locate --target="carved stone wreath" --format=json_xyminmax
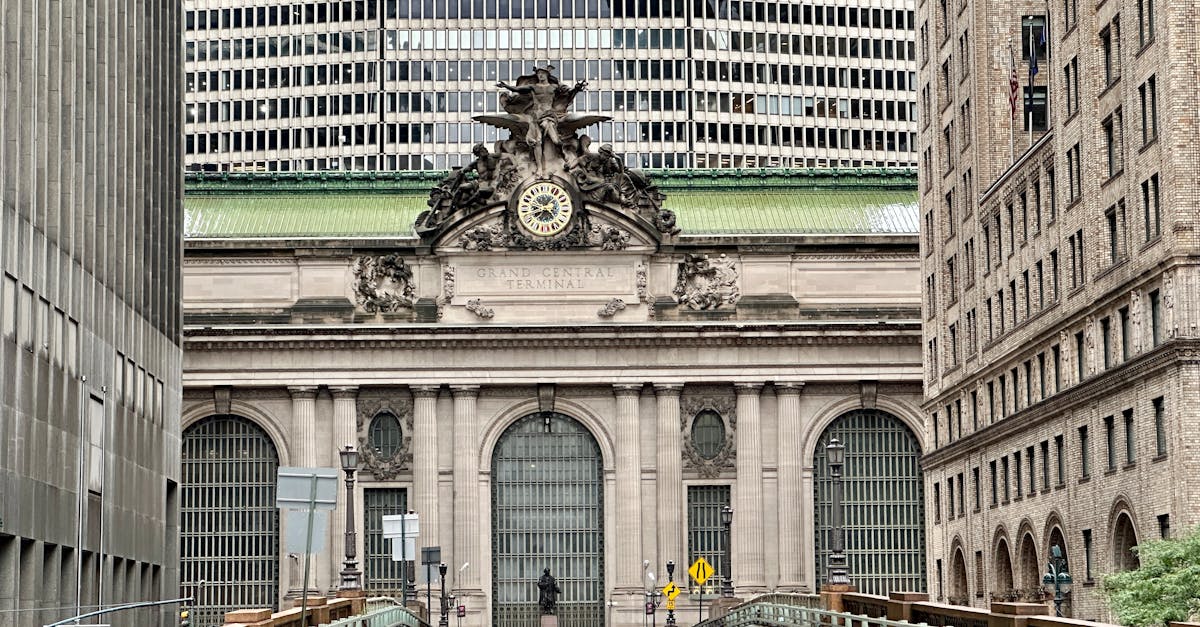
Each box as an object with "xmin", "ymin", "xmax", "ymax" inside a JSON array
[
  {"xmin": 356, "ymin": 396, "xmax": 414, "ymax": 480},
  {"xmin": 673, "ymin": 253, "xmax": 740, "ymax": 310},
  {"xmin": 680, "ymin": 393, "xmax": 737, "ymax": 478},
  {"xmin": 352, "ymin": 254, "xmax": 416, "ymax": 313}
]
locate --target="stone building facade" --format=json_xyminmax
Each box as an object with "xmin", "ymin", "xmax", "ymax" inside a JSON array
[
  {"xmin": 918, "ymin": 0, "xmax": 1199, "ymax": 620},
  {"xmin": 179, "ymin": 167, "xmax": 928, "ymax": 627},
  {"xmin": 0, "ymin": 2, "xmax": 183, "ymax": 627}
]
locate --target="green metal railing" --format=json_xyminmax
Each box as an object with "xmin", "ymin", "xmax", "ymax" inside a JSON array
[
  {"xmin": 696, "ymin": 595, "xmax": 917, "ymax": 627},
  {"xmin": 323, "ymin": 604, "xmax": 429, "ymax": 627}
]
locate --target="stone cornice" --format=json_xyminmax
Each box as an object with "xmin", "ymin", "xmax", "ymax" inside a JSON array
[
  {"xmin": 182, "ymin": 321, "xmax": 921, "ymax": 352},
  {"xmin": 921, "ymin": 339, "xmax": 1200, "ymax": 468}
]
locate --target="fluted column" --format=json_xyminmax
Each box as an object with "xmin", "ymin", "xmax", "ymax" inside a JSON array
[
  {"xmin": 654, "ymin": 384, "xmax": 684, "ymax": 572},
  {"xmin": 330, "ymin": 386, "xmax": 359, "ymax": 588},
  {"xmin": 450, "ymin": 385, "xmax": 481, "ymax": 590},
  {"xmin": 614, "ymin": 384, "xmax": 643, "ymax": 589},
  {"xmin": 775, "ymin": 383, "xmax": 805, "ymax": 590},
  {"xmin": 288, "ymin": 386, "xmax": 320, "ymax": 595},
  {"xmin": 734, "ymin": 383, "xmax": 765, "ymax": 592},
  {"xmin": 289, "ymin": 386, "xmax": 320, "ymax": 466},
  {"xmin": 412, "ymin": 385, "xmax": 441, "ymax": 553}
]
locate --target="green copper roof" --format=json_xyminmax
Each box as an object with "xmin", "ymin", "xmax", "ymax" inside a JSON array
[{"xmin": 184, "ymin": 169, "xmax": 918, "ymax": 238}]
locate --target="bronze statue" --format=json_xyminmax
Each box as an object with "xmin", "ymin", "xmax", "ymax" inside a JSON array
[{"xmin": 537, "ymin": 568, "xmax": 561, "ymax": 615}]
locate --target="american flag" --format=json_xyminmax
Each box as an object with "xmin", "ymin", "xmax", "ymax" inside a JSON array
[{"xmin": 1008, "ymin": 46, "xmax": 1019, "ymax": 119}]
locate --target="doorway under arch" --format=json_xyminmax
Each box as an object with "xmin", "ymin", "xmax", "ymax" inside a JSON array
[
  {"xmin": 949, "ymin": 548, "xmax": 969, "ymax": 604},
  {"xmin": 1112, "ymin": 512, "xmax": 1140, "ymax": 572},
  {"xmin": 813, "ymin": 408, "xmax": 926, "ymax": 594},
  {"xmin": 1017, "ymin": 533, "xmax": 1041, "ymax": 596},
  {"xmin": 491, "ymin": 412, "xmax": 604, "ymax": 627},
  {"xmin": 993, "ymin": 538, "xmax": 1014, "ymax": 600},
  {"xmin": 181, "ymin": 415, "xmax": 281, "ymax": 627}
]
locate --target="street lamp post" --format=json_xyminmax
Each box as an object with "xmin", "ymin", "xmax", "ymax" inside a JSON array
[
  {"xmin": 1041, "ymin": 545, "xmax": 1073, "ymax": 617},
  {"xmin": 825, "ymin": 438, "xmax": 850, "ymax": 587},
  {"xmin": 720, "ymin": 505, "xmax": 734, "ymax": 598},
  {"xmin": 665, "ymin": 561, "xmax": 676, "ymax": 627},
  {"xmin": 338, "ymin": 446, "xmax": 362, "ymax": 590},
  {"xmin": 438, "ymin": 562, "xmax": 450, "ymax": 627}
]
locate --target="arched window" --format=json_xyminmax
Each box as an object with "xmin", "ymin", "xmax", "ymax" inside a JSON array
[
  {"xmin": 491, "ymin": 412, "xmax": 604, "ymax": 627},
  {"xmin": 368, "ymin": 412, "xmax": 403, "ymax": 458},
  {"xmin": 182, "ymin": 415, "xmax": 280, "ymax": 626},
  {"xmin": 691, "ymin": 409, "xmax": 726, "ymax": 459},
  {"xmin": 814, "ymin": 409, "xmax": 926, "ymax": 595}
]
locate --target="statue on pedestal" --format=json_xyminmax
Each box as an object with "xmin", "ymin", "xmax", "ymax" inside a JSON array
[{"xmin": 537, "ymin": 568, "xmax": 561, "ymax": 615}]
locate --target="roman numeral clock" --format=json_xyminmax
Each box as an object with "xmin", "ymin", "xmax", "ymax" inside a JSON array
[{"xmin": 514, "ymin": 180, "xmax": 576, "ymax": 237}]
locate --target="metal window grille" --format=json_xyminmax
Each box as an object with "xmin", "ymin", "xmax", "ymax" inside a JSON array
[
  {"xmin": 368, "ymin": 412, "xmax": 403, "ymax": 458},
  {"xmin": 687, "ymin": 485, "xmax": 731, "ymax": 594},
  {"xmin": 813, "ymin": 409, "xmax": 927, "ymax": 595},
  {"xmin": 691, "ymin": 410, "xmax": 726, "ymax": 460},
  {"xmin": 491, "ymin": 413, "xmax": 604, "ymax": 627},
  {"xmin": 364, "ymin": 488, "xmax": 409, "ymax": 594},
  {"xmin": 181, "ymin": 416, "xmax": 280, "ymax": 627}
]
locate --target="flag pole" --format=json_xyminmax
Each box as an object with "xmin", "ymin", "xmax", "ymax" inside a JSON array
[
  {"xmin": 1008, "ymin": 43, "xmax": 1016, "ymax": 165},
  {"xmin": 1028, "ymin": 22, "xmax": 1035, "ymax": 150}
]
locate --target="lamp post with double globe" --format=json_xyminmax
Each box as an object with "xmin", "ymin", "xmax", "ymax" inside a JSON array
[{"xmin": 1042, "ymin": 545, "xmax": 1073, "ymax": 617}]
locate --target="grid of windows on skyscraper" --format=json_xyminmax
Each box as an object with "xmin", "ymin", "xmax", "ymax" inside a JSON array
[{"xmin": 184, "ymin": 0, "xmax": 917, "ymax": 172}]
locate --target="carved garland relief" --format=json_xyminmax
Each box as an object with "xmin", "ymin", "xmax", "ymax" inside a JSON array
[
  {"xmin": 680, "ymin": 393, "xmax": 737, "ymax": 478},
  {"xmin": 352, "ymin": 254, "xmax": 416, "ymax": 313},
  {"xmin": 356, "ymin": 396, "xmax": 415, "ymax": 480}
]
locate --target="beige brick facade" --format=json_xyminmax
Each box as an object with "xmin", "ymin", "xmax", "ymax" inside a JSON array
[{"xmin": 918, "ymin": 0, "xmax": 1199, "ymax": 620}]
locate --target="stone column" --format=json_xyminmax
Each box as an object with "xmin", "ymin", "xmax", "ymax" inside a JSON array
[
  {"xmin": 450, "ymin": 385, "xmax": 481, "ymax": 591},
  {"xmin": 614, "ymin": 384, "xmax": 643, "ymax": 589},
  {"xmin": 412, "ymin": 386, "xmax": 441, "ymax": 553},
  {"xmin": 288, "ymin": 386, "xmax": 320, "ymax": 596},
  {"xmin": 775, "ymin": 383, "xmax": 805, "ymax": 590},
  {"xmin": 654, "ymin": 384, "xmax": 684, "ymax": 572},
  {"xmin": 734, "ymin": 383, "xmax": 765, "ymax": 592},
  {"xmin": 330, "ymin": 386, "xmax": 359, "ymax": 589}
]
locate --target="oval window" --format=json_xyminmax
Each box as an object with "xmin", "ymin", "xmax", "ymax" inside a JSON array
[
  {"xmin": 368, "ymin": 412, "xmax": 403, "ymax": 458},
  {"xmin": 691, "ymin": 410, "xmax": 725, "ymax": 460}
]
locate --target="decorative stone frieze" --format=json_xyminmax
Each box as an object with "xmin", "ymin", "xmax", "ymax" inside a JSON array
[
  {"xmin": 680, "ymin": 392, "xmax": 737, "ymax": 478},
  {"xmin": 466, "ymin": 298, "xmax": 495, "ymax": 319},
  {"xmin": 597, "ymin": 298, "xmax": 626, "ymax": 318},
  {"xmin": 351, "ymin": 254, "xmax": 416, "ymax": 313},
  {"xmin": 355, "ymin": 395, "xmax": 414, "ymax": 481},
  {"xmin": 673, "ymin": 253, "xmax": 740, "ymax": 310}
]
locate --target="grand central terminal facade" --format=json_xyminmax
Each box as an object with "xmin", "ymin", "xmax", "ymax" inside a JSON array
[{"xmin": 179, "ymin": 69, "xmax": 927, "ymax": 627}]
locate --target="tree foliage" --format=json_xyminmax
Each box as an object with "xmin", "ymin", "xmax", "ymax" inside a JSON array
[{"xmin": 1102, "ymin": 526, "xmax": 1200, "ymax": 627}]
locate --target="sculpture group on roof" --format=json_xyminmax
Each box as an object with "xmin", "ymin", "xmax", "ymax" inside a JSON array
[{"xmin": 416, "ymin": 65, "xmax": 678, "ymax": 240}]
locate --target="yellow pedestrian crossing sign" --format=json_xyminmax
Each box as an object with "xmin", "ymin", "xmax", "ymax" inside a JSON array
[
  {"xmin": 662, "ymin": 581, "xmax": 681, "ymax": 600},
  {"xmin": 688, "ymin": 557, "xmax": 714, "ymax": 585}
]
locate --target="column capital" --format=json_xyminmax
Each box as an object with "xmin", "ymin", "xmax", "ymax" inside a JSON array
[
  {"xmin": 330, "ymin": 386, "xmax": 359, "ymax": 400},
  {"xmin": 449, "ymin": 384, "xmax": 480, "ymax": 399},
  {"xmin": 653, "ymin": 383, "xmax": 683, "ymax": 396},
  {"xmin": 613, "ymin": 384, "xmax": 642, "ymax": 398},
  {"xmin": 775, "ymin": 382, "xmax": 806, "ymax": 394},
  {"xmin": 411, "ymin": 385, "xmax": 440, "ymax": 399},
  {"xmin": 734, "ymin": 382, "xmax": 764, "ymax": 394},
  {"xmin": 288, "ymin": 385, "xmax": 318, "ymax": 399}
]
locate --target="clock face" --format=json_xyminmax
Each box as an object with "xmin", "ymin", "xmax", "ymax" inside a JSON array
[{"xmin": 516, "ymin": 181, "xmax": 575, "ymax": 236}]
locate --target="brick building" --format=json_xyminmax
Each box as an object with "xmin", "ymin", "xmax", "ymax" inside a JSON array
[{"xmin": 917, "ymin": 0, "xmax": 1198, "ymax": 620}]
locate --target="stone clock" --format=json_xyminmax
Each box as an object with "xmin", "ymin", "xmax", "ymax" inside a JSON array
[{"xmin": 515, "ymin": 180, "xmax": 575, "ymax": 236}]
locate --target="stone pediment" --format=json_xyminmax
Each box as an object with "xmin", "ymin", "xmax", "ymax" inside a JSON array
[
  {"xmin": 429, "ymin": 192, "xmax": 666, "ymax": 254},
  {"xmin": 414, "ymin": 65, "xmax": 678, "ymax": 254}
]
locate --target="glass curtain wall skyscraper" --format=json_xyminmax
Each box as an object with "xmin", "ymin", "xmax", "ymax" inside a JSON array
[{"xmin": 184, "ymin": 0, "xmax": 918, "ymax": 172}]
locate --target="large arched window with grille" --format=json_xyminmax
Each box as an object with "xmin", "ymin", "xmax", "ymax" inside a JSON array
[
  {"xmin": 182, "ymin": 415, "xmax": 280, "ymax": 627},
  {"xmin": 491, "ymin": 412, "xmax": 604, "ymax": 627},
  {"xmin": 813, "ymin": 409, "xmax": 926, "ymax": 595}
]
